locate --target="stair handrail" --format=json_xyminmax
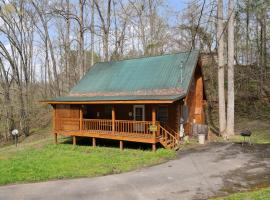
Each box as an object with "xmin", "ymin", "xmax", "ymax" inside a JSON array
[
  {"xmin": 159, "ymin": 125, "xmax": 179, "ymax": 149},
  {"xmin": 160, "ymin": 122, "xmax": 179, "ymax": 140}
]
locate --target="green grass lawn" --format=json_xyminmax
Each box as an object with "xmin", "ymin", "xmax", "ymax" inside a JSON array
[
  {"xmin": 212, "ymin": 187, "xmax": 270, "ymax": 200},
  {"xmin": 230, "ymin": 119, "xmax": 270, "ymax": 144},
  {"xmin": 211, "ymin": 119, "xmax": 270, "ymax": 144},
  {"xmin": 0, "ymin": 141, "xmax": 175, "ymax": 185}
]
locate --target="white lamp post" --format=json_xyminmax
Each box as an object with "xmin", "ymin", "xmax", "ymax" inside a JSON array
[{"xmin": 11, "ymin": 129, "xmax": 19, "ymax": 147}]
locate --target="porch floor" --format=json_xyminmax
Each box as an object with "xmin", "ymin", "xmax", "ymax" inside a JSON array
[{"xmin": 57, "ymin": 130, "xmax": 158, "ymax": 144}]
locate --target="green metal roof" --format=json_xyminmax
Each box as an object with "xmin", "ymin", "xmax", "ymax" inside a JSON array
[{"xmin": 49, "ymin": 50, "xmax": 199, "ymax": 102}]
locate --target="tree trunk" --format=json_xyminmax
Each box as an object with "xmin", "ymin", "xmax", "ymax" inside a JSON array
[
  {"xmin": 103, "ymin": 31, "xmax": 109, "ymax": 61},
  {"xmin": 217, "ymin": 0, "xmax": 226, "ymax": 136},
  {"xmin": 245, "ymin": 0, "xmax": 249, "ymax": 65},
  {"xmin": 148, "ymin": 0, "xmax": 154, "ymax": 55},
  {"xmin": 4, "ymin": 91, "xmax": 14, "ymax": 140},
  {"xmin": 65, "ymin": 0, "xmax": 71, "ymax": 89},
  {"xmin": 18, "ymin": 83, "xmax": 30, "ymax": 137},
  {"xmin": 91, "ymin": 0, "xmax": 95, "ymax": 66},
  {"xmin": 260, "ymin": 9, "xmax": 267, "ymax": 82},
  {"xmin": 227, "ymin": 0, "xmax": 235, "ymax": 136},
  {"xmin": 0, "ymin": 59, "xmax": 14, "ymax": 140},
  {"xmin": 79, "ymin": 0, "xmax": 85, "ymax": 78},
  {"xmin": 31, "ymin": 1, "xmax": 60, "ymax": 96},
  {"xmin": 94, "ymin": 0, "xmax": 111, "ymax": 61}
]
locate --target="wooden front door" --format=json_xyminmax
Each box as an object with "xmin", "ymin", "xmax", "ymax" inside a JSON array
[{"xmin": 133, "ymin": 105, "xmax": 145, "ymax": 132}]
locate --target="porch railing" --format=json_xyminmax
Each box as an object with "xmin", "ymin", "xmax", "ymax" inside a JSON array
[
  {"xmin": 55, "ymin": 118, "xmax": 159, "ymax": 138},
  {"xmin": 114, "ymin": 120, "xmax": 154, "ymax": 135},
  {"xmin": 83, "ymin": 119, "xmax": 112, "ymax": 133}
]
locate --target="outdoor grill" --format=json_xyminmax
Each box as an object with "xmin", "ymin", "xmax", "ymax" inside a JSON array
[{"xmin": 240, "ymin": 130, "xmax": 252, "ymax": 146}]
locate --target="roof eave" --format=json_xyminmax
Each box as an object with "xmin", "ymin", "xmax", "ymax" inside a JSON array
[{"xmin": 40, "ymin": 99, "xmax": 176, "ymax": 104}]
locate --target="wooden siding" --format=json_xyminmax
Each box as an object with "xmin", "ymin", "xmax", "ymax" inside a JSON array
[
  {"xmin": 55, "ymin": 104, "xmax": 80, "ymax": 131},
  {"xmin": 55, "ymin": 104, "xmax": 80, "ymax": 118},
  {"xmin": 73, "ymin": 103, "xmax": 181, "ymax": 132},
  {"xmin": 184, "ymin": 63, "xmax": 205, "ymax": 135},
  {"xmin": 53, "ymin": 101, "xmax": 181, "ymax": 142}
]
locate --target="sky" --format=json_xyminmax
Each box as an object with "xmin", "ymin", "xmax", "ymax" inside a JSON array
[{"xmin": 167, "ymin": 0, "xmax": 189, "ymax": 11}]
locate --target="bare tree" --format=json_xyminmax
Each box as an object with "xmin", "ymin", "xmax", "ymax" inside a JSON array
[
  {"xmin": 0, "ymin": 57, "xmax": 14, "ymax": 140},
  {"xmin": 0, "ymin": 1, "xmax": 33, "ymax": 136},
  {"xmin": 227, "ymin": 0, "xmax": 235, "ymax": 136},
  {"xmin": 91, "ymin": 0, "xmax": 95, "ymax": 66},
  {"xmin": 65, "ymin": 0, "xmax": 71, "ymax": 89},
  {"xmin": 78, "ymin": 0, "xmax": 85, "ymax": 77},
  {"xmin": 217, "ymin": 0, "xmax": 226, "ymax": 136},
  {"xmin": 128, "ymin": 0, "xmax": 147, "ymax": 54},
  {"xmin": 94, "ymin": 0, "xmax": 112, "ymax": 61},
  {"xmin": 31, "ymin": 0, "xmax": 61, "ymax": 96}
]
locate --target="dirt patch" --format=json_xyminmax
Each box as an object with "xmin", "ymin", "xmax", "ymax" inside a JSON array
[
  {"xmin": 186, "ymin": 142, "xmax": 270, "ymax": 199},
  {"xmin": 218, "ymin": 143, "xmax": 270, "ymax": 195},
  {"xmin": 176, "ymin": 142, "xmax": 226, "ymax": 158}
]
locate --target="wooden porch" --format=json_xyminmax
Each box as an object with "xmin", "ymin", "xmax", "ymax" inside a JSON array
[
  {"xmin": 52, "ymin": 104, "xmax": 181, "ymax": 151},
  {"xmin": 54, "ymin": 118, "xmax": 179, "ymax": 151}
]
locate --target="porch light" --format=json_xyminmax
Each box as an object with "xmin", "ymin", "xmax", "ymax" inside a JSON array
[
  {"xmin": 97, "ymin": 112, "xmax": 100, "ymax": 117},
  {"xmin": 128, "ymin": 112, "xmax": 132, "ymax": 117},
  {"xmin": 11, "ymin": 129, "xmax": 19, "ymax": 147}
]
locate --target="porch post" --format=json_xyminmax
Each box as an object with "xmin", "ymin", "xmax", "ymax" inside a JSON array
[
  {"xmin": 152, "ymin": 106, "xmax": 157, "ymax": 152},
  {"xmin": 112, "ymin": 105, "xmax": 115, "ymax": 133},
  {"xmin": 152, "ymin": 106, "xmax": 156, "ymax": 132},
  {"xmin": 152, "ymin": 143, "xmax": 156, "ymax": 151},
  {"xmin": 54, "ymin": 133, "xmax": 58, "ymax": 144},
  {"xmin": 79, "ymin": 105, "xmax": 83, "ymax": 132},
  {"xmin": 120, "ymin": 140, "xmax": 123, "ymax": 150},
  {"xmin": 92, "ymin": 137, "xmax": 96, "ymax": 147},
  {"xmin": 73, "ymin": 136, "xmax": 76, "ymax": 146},
  {"xmin": 52, "ymin": 105, "xmax": 56, "ymax": 132},
  {"xmin": 53, "ymin": 105, "xmax": 57, "ymax": 144}
]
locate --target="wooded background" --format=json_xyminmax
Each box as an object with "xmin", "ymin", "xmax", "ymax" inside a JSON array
[{"xmin": 0, "ymin": 0, "xmax": 269, "ymax": 142}]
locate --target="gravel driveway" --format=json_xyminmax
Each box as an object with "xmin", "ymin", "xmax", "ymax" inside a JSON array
[{"xmin": 0, "ymin": 143, "xmax": 269, "ymax": 200}]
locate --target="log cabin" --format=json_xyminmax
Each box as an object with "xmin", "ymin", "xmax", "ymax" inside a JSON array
[{"xmin": 42, "ymin": 50, "xmax": 206, "ymax": 151}]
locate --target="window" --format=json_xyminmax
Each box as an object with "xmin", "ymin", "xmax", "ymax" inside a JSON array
[
  {"xmin": 157, "ymin": 106, "xmax": 168, "ymax": 123},
  {"xmin": 133, "ymin": 105, "xmax": 145, "ymax": 121}
]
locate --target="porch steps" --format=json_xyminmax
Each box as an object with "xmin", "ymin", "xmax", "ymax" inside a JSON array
[{"xmin": 159, "ymin": 126, "xmax": 180, "ymax": 150}]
